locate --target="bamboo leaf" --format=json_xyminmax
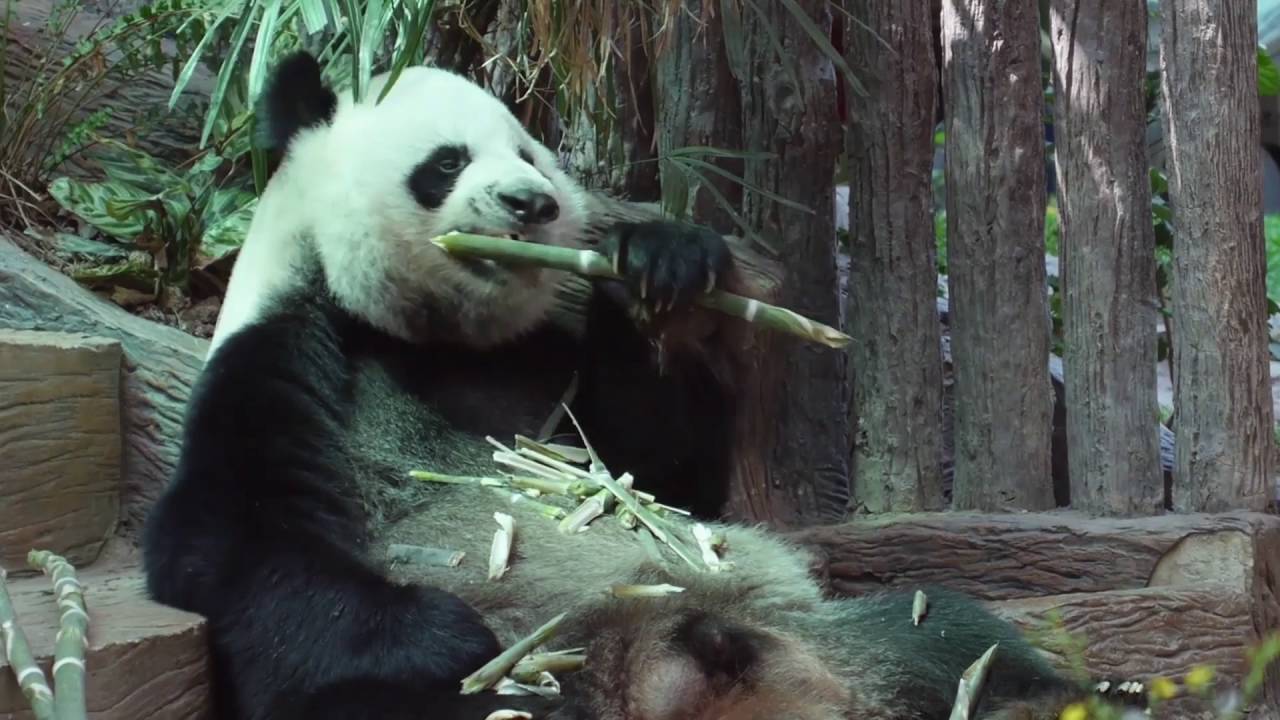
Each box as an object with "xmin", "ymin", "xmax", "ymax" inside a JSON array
[
  {"xmin": 776, "ymin": 0, "xmax": 865, "ymax": 96},
  {"xmin": 666, "ymin": 145, "xmax": 776, "ymax": 161},
  {"xmin": 356, "ymin": 0, "xmax": 393, "ymax": 102},
  {"xmin": 741, "ymin": 0, "xmax": 800, "ymax": 90},
  {"xmin": 674, "ymin": 155, "xmax": 815, "ymax": 215},
  {"xmin": 718, "ymin": 0, "xmax": 748, "ymax": 83},
  {"xmin": 168, "ymin": 0, "xmax": 247, "ymax": 111},
  {"xmin": 200, "ymin": 0, "xmax": 260, "ymax": 148},
  {"xmin": 247, "ymin": 0, "xmax": 287, "ymax": 101},
  {"xmin": 376, "ymin": 0, "xmax": 434, "ymax": 103},
  {"xmin": 298, "ymin": 0, "xmax": 329, "ymax": 34}
]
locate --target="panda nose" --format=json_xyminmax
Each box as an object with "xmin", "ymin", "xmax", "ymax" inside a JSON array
[{"xmin": 498, "ymin": 190, "xmax": 559, "ymax": 225}]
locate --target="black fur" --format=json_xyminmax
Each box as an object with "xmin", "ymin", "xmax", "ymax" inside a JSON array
[
  {"xmin": 602, "ymin": 220, "xmax": 733, "ymax": 315},
  {"xmin": 252, "ymin": 52, "xmax": 337, "ymax": 154},
  {"xmin": 407, "ymin": 143, "xmax": 471, "ymax": 209}
]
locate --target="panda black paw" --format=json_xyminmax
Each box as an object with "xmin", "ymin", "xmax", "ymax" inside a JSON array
[{"xmin": 603, "ymin": 220, "xmax": 731, "ymax": 317}]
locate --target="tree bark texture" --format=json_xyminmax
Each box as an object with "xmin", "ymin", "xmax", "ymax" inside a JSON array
[
  {"xmin": 1049, "ymin": 0, "xmax": 1163, "ymax": 514},
  {"xmin": 843, "ymin": 1, "xmax": 946, "ymax": 512},
  {"xmin": 651, "ymin": 0, "xmax": 850, "ymax": 526},
  {"xmin": 941, "ymin": 0, "xmax": 1056, "ymax": 511},
  {"xmin": 653, "ymin": 3, "xmax": 745, "ymax": 234},
  {"xmin": 1159, "ymin": 0, "xmax": 1274, "ymax": 512},
  {"xmin": 727, "ymin": 0, "xmax": 850, "ymax": 527}
]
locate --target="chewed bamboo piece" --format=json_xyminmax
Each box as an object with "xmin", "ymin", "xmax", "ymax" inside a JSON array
[
  {"xmin": 461, "ymin": 612, "xmax": 567, "ymax": 694},
  {"xmin": 489, "ymin": 513, "xmax": 516, "ymax": 581},
  {"xmin": 948, "ymin": 643, "xmax": 998, "ymax": 720},
  {"xmin": 429, "ymin": 232, "xmax": 852, "ymax": 349}
]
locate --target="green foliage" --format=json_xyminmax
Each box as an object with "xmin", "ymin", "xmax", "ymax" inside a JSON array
[
  {"xmin": 1260, "ymin": 48, "xmax": 1280, "ymax": 97},
  {"xmin": 0, "ymin": 0, "xmax": 199, "ymax": 204},
  {"xmin": 48, "ymin": 140, "xmax": 255, "ymax": 294}
]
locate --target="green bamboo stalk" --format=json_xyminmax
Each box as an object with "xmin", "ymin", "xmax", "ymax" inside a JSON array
[
  {"xmin": 0, "ymin": 569, "xmax": 55, "ymax": 720},
  {"xmin": 429, "ymin": 233, "xmax": 852, "ymax": 349},
  {"xmin": 28, "ymin": 550, "xmax": 88, "ymax": 720},
  {"xmin": 460, "ymin": 612, "xmax": 567, "ymax": 694}
]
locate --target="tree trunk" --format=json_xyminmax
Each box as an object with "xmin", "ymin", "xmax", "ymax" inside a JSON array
[
  {"xmin": 1159, "ymin": 0, "xmax": 1274, "ymax": 512},
  {"xmin": 941, "ymin": 0, "xmax": 1056, "ymax": 511},
  {"xmin": 729, "ymin": 0, "xmax": 850, "ymax": 526},
  {"xmin": 843, "ymin": 1, "xmax": 946, "ymax": 512},
  {"xmin": 651, "ymin": 0, "xmax": 849, "ymax": 526},
  {"xmin": 1049, "ymin": 0, "xmax": 1163, "ymax": 515},
  {"xmin": 653, "ymin": 3, "xmax": 745, "ymax": 233}
]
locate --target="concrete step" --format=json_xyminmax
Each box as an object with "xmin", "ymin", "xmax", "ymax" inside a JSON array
[{"xmin": 0, "ymin": 555, "xmax": 209, "ymax": 719}]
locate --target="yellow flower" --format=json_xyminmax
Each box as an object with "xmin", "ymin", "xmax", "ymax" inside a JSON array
[
  {"xmin": 1149, "ymin": 676, "xmax": 1179, "ymax": 701},
  {"xmin": 1060, "ymin": 702, "xmax": 1089, "ymax": 720},
  {"xmin": 1184, "ymin": 665, "xmax": 1215, "ymax": 692}
]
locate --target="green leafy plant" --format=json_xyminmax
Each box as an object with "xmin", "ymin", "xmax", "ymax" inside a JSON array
[
  {"xmin": 48, "ymin": 140, "xmax": 255, "ymax": 296},
  {"xmin": 0, "ymin": 0, "xmax": 199, "ymax": 226}
]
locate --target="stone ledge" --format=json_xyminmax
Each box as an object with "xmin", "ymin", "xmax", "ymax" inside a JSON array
[
  {"xmin": 0, "ymin": 329, "xmax": 123, "ymax": 575},
  {"xmin": 0, "ymin": 561, "xmax": 209, "ymax": 719}
]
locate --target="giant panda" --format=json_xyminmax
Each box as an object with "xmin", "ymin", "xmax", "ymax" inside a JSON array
[{"xmin": 141, "ymin": 50, "xmax": 1128, "ymax": 720}]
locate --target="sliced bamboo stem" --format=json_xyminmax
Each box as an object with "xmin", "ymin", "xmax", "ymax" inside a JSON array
[
  {"xmin": 0, "ymin": 569, "xmax": 55, "ymax": 720},
  {"xmin": 28, "ymin": 550, "xmax": 88, "ymax": 720}
]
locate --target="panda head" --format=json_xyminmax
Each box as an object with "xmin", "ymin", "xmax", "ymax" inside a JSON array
[{"xmin": 212, "ymin": 52, "xmax": 589, "ymax": 351}]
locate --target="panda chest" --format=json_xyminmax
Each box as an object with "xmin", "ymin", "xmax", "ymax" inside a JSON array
[{"xmin": 345, "ymin": 344, "xmax": 578, "ymax": 476}]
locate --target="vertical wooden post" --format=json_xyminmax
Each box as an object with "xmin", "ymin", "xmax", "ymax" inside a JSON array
[
  {"xmin": 1049, "ymin": 0, "xmax": 1163, "ymax": 514},
  {"xmin": 1159, "ymin": 0, "xmax": 1274, "ymax": 512},
  {"xmin": 844, "ymin": 0, "xmax": 946, "ymax": 512},
  {"xmin": 733, "ymin": 0, "xmax": 850, "ymax": 525},
  {"xmin": 941, "ymin": 0, "xmax": 1056, "ymax": 511},
  {"xmin": 653, "ymin": 0, "xmax": 850, "ymax": 527}
]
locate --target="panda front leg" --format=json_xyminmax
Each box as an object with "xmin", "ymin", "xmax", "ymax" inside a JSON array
[{"xmin": 568, "ymin": 218, "xmax": 751, "ymax": 519}]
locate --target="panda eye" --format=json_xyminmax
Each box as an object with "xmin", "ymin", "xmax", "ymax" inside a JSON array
[{"xmin": 437, "ymin": 156, "xmax": 463, "ymax": 173}]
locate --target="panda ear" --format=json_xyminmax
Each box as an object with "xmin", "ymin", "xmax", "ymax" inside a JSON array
[{"xmin": 253, "ymin": 51, "xmax": 337, "ymax": 153}]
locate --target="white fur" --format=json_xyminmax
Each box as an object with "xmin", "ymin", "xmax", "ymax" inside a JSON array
[{"xmin": 209, "ymin": 65, "xmax": 591, "ymax": 356}]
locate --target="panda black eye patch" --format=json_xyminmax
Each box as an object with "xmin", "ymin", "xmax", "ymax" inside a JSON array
[{"xmin": 407, "ymin": 144, "xmax": 471, "ymax": 210}]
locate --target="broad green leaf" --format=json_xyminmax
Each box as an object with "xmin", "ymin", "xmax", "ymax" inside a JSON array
[
  {"xmin": 1261, "ymin": 47, "xmax": 1280, "ymax": 97},
  {"xmin": 70, "ymin": 257, "xmax": 158, "ymax": 291},
  {"xmin": 48, "ymin": 176, "xmax": 155, "ymax": 239},
  {"xmin": 200, "ymin": 191, "xmax": 258, "ymax": 265},
  {"xmin": 51, "ymin": 233, "xmax": 132, "ymax": 261},
  {"xmin": 94, "ymin": 141, "xmax": 181, "ymax": 194}
]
